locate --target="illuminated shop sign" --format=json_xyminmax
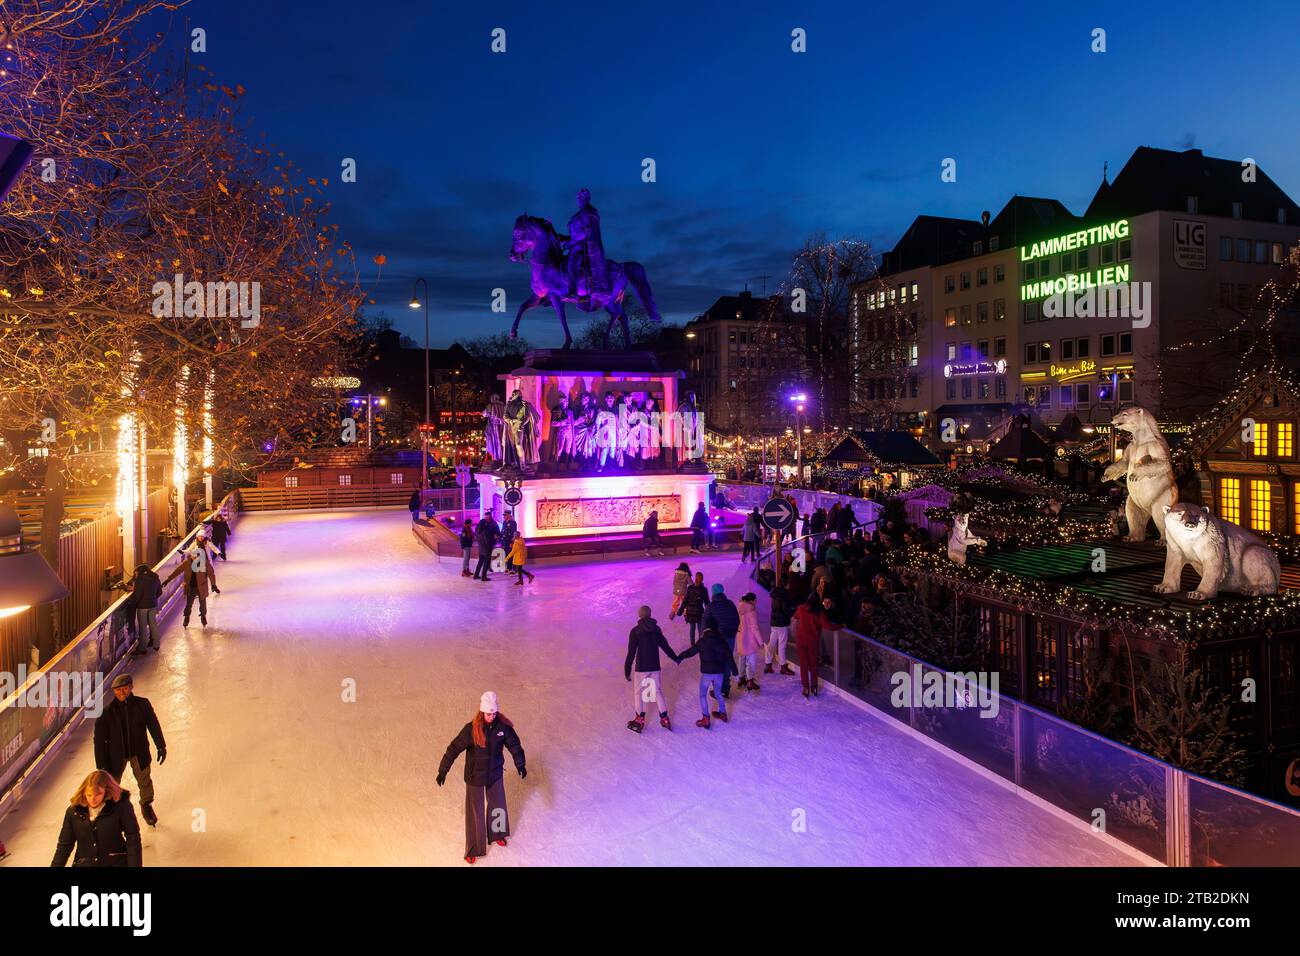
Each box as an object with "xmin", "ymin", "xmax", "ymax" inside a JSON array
[
  {"xmin": 1049, "ymin": 360, "xmax": 1097, "ymax": 379},
  {"xmin": 1019, "ymin": 218, "xmax": 1132, "ymax": 301},
  {"xmin": 943, "ymin": 359, "xmax": 1007, "ymax": 378},
  {"xmin": 1020, "ymin": 219, "xmax": 1129, "ymax": 261}
]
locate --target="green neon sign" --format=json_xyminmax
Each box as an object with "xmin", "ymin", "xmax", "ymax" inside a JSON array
[
  {"xmin": 1020, "ymin": 264, "xmax": 1131, "ymax": 301},
  {"xmin": 1019, "ymin": 219, "xmax": 1130, "ymax": 262}
]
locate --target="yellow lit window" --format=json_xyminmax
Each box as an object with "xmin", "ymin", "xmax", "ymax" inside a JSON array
[
  {"xmin": 1220, "ymin": 478, "xmax": 1241, "ymax": 524},
  {"xmin": 1277, "ymin": 422, "xmax": 1294, "ymax": 458},
  {"xmin": 1252, "ymin": 421, "xmax": 1269, "ymax": 457},
  {"xmin": 1250, "ymin": 479, "xmax": 1271, "ymax": 532},
  {"xmin": 1295, "ymin": 482, "xmax": 1300, "ymax": 535}
]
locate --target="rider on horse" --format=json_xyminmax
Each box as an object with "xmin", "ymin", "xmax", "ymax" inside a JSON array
[{"xmin": 561, "ymin": 188, "xmax": 609, "ymax": 299}]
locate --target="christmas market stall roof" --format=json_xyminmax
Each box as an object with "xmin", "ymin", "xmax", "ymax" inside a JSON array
[
  {"xmin": 1050, "ymin": 412, "xmax": 1091, "ymax": 443},
  {"xmin": 1179, "ymin": 365, "xmax": 1300, "ymax": 463},
  {"xmin": 821, "ymin": 431, "xmax": 942, "ymax": 469},
  {"xmin": 986, "ymin": 418, "xmax": 1053, "ymax": 461},
  {"xmin": 893, "ymin": 537, "xmax": 1300, "ymax": 645}
]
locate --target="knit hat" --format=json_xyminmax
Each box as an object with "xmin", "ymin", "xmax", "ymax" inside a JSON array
[
  {"xmin": 479, "ymin": 691, "xmax": 499, "ymax": 714},
  {"xmin": 112, "ymin": 674, "xmax": 133, "ymax": 689},
  {"xmin": 711, "ymin": 583, "xmax": 725, "ymax": 596}
]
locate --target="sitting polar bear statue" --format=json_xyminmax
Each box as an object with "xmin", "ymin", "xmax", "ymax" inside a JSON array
[
  {"xmin": 947, "ymin": 514, "xmax": 987, "ymax": 566},
  {"xmin": 1101, "ymin": 406, "xmax": 1177, "ymax": 545},
  {"xmin": 1155, "ymin": 502, "xmax": 1281, "ymax": 601}
]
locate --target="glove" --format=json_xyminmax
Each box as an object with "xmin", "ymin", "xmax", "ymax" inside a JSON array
[
  {"xmin": 213, "ymin": 588, "xmax": 221, "ymax": 595},
  {"xmin": 436, "ymin": 772, "xmax": 446, "ymax": 787},
  {"xmin": 518, "ymin": 768, "xmax": 527, "ymax": 780},
  {"xmin": 157, "ymin": 749, "xmax": 167, "ymax": 765}
]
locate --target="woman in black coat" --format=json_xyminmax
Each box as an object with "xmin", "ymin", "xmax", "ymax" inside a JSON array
[
  {"xmin": 51, "ymin": 770, "xmax": 143, "ymax": 867},
  {"xmin": 436, "ymin": 691, "xmax": 526, "ymax": 864}
]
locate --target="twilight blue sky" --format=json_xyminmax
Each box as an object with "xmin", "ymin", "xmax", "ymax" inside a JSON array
[{"xmin": 179, "ymin": 0, "xmax": 1300, "ymax": 346}]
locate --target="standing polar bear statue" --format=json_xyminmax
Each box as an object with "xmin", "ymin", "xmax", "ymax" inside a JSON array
[
  {"xmin": 1155, "ymin": 502, "xmax": 1280, "ymax": 601},
  {"xmin": 1101, "ymin": 406, "xmax": 1177, "ymax": 545}
]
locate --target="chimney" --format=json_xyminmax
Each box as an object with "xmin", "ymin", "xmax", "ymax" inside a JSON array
[{"xmin": 980, "ymin": 210, "xmax": 990, "ymax": 226}]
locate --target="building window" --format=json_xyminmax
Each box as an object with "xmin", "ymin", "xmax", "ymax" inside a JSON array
[
  {"xmin": 960, "ymin": 304, "xmax": 972, "ymax": 326},
  {"xmin": 1060, "ymin": 385, "xmax": 1074, "ymax": 406},
  {"xmin": 945, "ymin": 308, "xmax": 957, "ymax": 328},
  {"xmin": 973, "ymin": 241, "xmax": 984, "ymax": 256},
  {"xmin": 1039, "ymin": 341, "xmax": 1051, "ymax": 362},
  {"xmin": 1255, "ymin": 240, "xmax": 1268, "ymax": 264},
  {"xmin": 979, "ymin": 379, "xmax": 990, "ymax": 399},
  {"xmin": 285, "ymin": 475, "xmax": 299, "ymax": 488},
  {"xmin": 978, "ymin": 339, "xmax": 990, "ymax": 358},
  {"xmin": 1076, "ymin": 337, "xmax": 1090, "ymax": 358},
  {"xmin": 1061, "ymin": 252, "xmax": 1074, "ymax": 272},
  {"xmin": 977, "ymin": 268, "xmax": 988, "ymax": 287},
  {"xmin": 911, "ymin": 280, "xmax": 919, "ymax": 299},
  {"xmin": 946, "ymin": 379, "xmax": 956, "ymax": 400},
  {"xmin": 1232, "ymin": 201, "xmax": 1243, "ymax": 219},
  {"xmin": 1025, "ymin": 343, "xmax": 1038, "ymax": 364},
  {"xmin": 945, "ymin": 275, "xmax": 955, "ymax": 294},
  {"xmin": 993, "ymin": 608, "xmax": 1018, "ymax": 695},
  {"xmin": 1220, "ymin": 236, "xmax": 1233, "ymax": 261},
  {"xmin": 1029, "ymin": 618, "xmax": 1059, "ymax": 706},
  {"xmin": 1100, "ymin": 243, "xmax": 1115, "ymax": 265},
  {"xmin": 1118, "ymin": 332, "xmax": 1132, "ymax": 354},
  {"xmin": 994, "ymin": 336, "xmax": 1006, "ymax": 356},
  {"xmin": 1220, "ymin": 477, "xmax": 1241, "ymax": 524},
  {"xmin": 1062, "ymin": 339, "xmax": 1075, "ymax": 360},
  {"xmin": 1219, "ymin": 283, "xmax": 1234, "ymax": 308},
  {"xmin": 1186, "ymin": 195, "xmax": 1199, "ymax": 213},
  {"xmin": 1118, "ymin": 238, "xmax": 1132, "ymax": 260},
  {"xmin": 995, "ymin": 377, "xmax": 1006, "ymax": 399},
  {"xmin": 977, "ymin": 301, "xmax": 989, "ymax": 323},
  {"xmin": 961, "ymin": 341, "xmax": 973, "ymax": 361},
  {"xmin": 1250, "ymin": 479, "xmax": 1271, "ymax": 532},
  {"xmin": 993, "ymin": 298, "xmax": 1006, "ymax": 321},
  {"xmin": 990, "ymin": 236, "xmax": 1001, "ymax": 252},
  {"xmin": 1038, "ymin": 385, "xmax": 1052, "ymax": 407},
  {"xmin": 946, "ymin": 342, "xmax": 957, "ymax": 360},
  {"xmin": 1280, "ymin": 207, "xmax": 1288, "ymax": 225},
  {"xmin": 1274, "ymin": 242, "xmax": 1286, "ymax": 264},
  {"xmin": 1295, "ymin": 482, "xmax": 1300, "ymax": 534},
  {"xmin": 1237, "ymin": 284, "xmax": 1253, "ymax": 311},
  {"xmin": 1277, "ymin": 422, "xmax": 1294, "ymax": 458},
  {"xmin": 960, "ymin": 272, "xmax": 971, "ymax": 290},
  {"xmin": 338, "ymin": 474, "xmax": 353, "ymax": 486},
  {"xmin": 1076, "ymin": 248, "xmax": 1089, "ymax": 269},
  {"xmin": 1076, "ymin": 383, "xmax": 1090, "ymax": 405},
  {"xmin": 961, "ymin": 378, "xmax": 972, "ymax": 399},
  {"xmin": 1237, "ymin": 238, "xmax": 1250, "ymax": 261},
  {"xmin": 1252, "ymin": 421, "xmax": 1269, "ymax": 457},
  {"xmin": 390, "ymin": 473, "xmax": 404, "ymax": 485},
  {"xmin": 1024, "ymin": 262, "xmax": 1035, "ymax": 280},
  {"xmin": 1118, "ymin": 380, "xmax": 1134, "ymax": 403}
]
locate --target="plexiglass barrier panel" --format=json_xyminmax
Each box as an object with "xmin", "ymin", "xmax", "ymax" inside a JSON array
[
  {"xmin": 911, "ymin": 662, "xmax": 1017, "ymax": 782},
  {"xmin": 1188, "ymin": 776, "xmax": 1300, "ymax": 866},
  {"xmin": 1021, "ymin": 708, "xmax": 1167, "ymax": 862}
]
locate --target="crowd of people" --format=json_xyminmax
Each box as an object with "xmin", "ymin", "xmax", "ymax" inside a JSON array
[{"xmin": 456, "ymin": 511, "xmax": 534, "ymax": 586}]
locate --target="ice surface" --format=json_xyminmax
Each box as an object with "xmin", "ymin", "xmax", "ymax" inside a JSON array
[{"xmin": 1, "ymin": 510, "xmax": 1141, "ymax": 866}]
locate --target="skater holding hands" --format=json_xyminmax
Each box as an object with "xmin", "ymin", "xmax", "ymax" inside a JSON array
[
  {"xmin": 624, "ymin": 605, "xmax": 681, "ymax": 732},
  {"xmin": 677, "ymin": 627, "xmax": 738, "ymax": 728}
]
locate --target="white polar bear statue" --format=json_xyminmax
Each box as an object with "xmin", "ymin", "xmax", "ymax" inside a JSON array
[
  {"xmin": 947, "ymin": 514, "xmax": 986, "ymax": 566},
  {"xmin": 1154, "ymin": 502, "xmax": 1281, "ymax": 601},
  {"xmin": 1101, "ymin": 406, "xmax": 1177, "ymax": 545}
]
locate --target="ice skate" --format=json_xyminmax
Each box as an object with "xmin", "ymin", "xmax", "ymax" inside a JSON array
[
  {"xmin": 465, "ymin": 855, "xmax": 477, "ymax": 864},
  {"xmin": 764, "ymin": 662, "xmax": 774, "ymax": 674},
  {"xmin": 627, "ymin": 714, "xmax": 646, "ymax": 733},
  {"xmin": 780, "ymin": 664, "xmax": 795, "ymax": 676},
  {"xmin": 747, "ymin": 679, "xmax": 760, "ymax": 692},
  {"xmin": 659, "ymin": 713, "xmax": 672, "ymax": 731},
  {"xmin": 811, "ymin": 686, "xmax": 819, "ymax": 697},
  {"xmin": 695, "ymin": 714, "xmax": 711, "ymax": 729},
  {"xmin": 711, "ymin": 710, "xmax": 729, "ymax": 722},
  {"xmin": 141, "ymin": 803, "xmax": 158, "ymax": 827},
  {"xmin": 803, "ymin": 688, "xmax": 810, "ymax": 698},
  {"xmin": 494, "ymin": 839, "xmax": 508, "ymax": 848}
]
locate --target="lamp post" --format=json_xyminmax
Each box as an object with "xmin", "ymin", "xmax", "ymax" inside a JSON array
[
  {"xmin": 409, "ymin": 279, "xmax": 431, "ymax": 493},
  {"xmin": 789, "ymin": 393, "xmax": 808, "ymax": 487},
  {"xmin": 350, "ymin": 394, "xmax": 388, "ymax": 449}
]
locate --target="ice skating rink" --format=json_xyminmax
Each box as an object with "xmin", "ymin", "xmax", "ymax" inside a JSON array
[{"xmin": 2, "ymin": 509, "xmax": 1142, "ymax": 867}]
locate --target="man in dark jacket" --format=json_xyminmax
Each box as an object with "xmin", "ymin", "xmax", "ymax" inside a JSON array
[
  {"xmin": 766, "ymin": 581, "xmax": 795, "ymax": 676},
  {"xmin": 129, "ymin": 563, "xmax": 163, "ymax": 652},
  {"xmin": 642, "ymin": 509, "xmax": 665, "ymax": 556},
  {"xmin": 436, "ymin": 691, "xmax": 526, "ymax": 863},
  {"xmin": 689, "ymin": 501, "xmax": 708, "ymax": 553},
  {"xmin": 204, "ymin": 511, "xmax": 232, "ymax": 559},
  {"xmin": 500, "ymin": 511, "xmax": 518, "ymax": 571},
  {"xmin": 701, "ymin": 583, "xmax": 740, "ymax": 698},
  {"xmin": 676, "ymin": 627, "xmax": 739, "ymax": 728},
  {"xmin": 681, "ymin": 572, "xmax": 709, "ymax": 645},
  {"xmin": 473, "ymin": 514, "xmax": 499, "ymax": 581},
  {"xmin": 624, "ymin": 606, "xmax": 681, "ymax": 732},
  {"xmin": 408, "ymin": 490, "xmax": 421, "ymax": 523},
  {"xmin": 93, "ymin": 674, "xmax": 166, "ymax": 827}
]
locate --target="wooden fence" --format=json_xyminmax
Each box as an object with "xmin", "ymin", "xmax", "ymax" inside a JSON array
[
  {"xmin": 0, "ymin": 511, "xmax": 123, "ymax": 677},
  {"xmin": 145, "ymin": 486, "xmax": 174, "ymax": 564},
  {"xmin": 239, "ymin": 483, "xmax": 415, "ymax": 512}
]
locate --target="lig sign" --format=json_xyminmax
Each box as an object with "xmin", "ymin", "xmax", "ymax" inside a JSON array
[
  {"xmin": 943, "ymin": 359, "xmax": 1007, "ymax": 378},
  {"xmin": 1019, "ymin": 218, "xmax": 1132, "ymax": 302}
]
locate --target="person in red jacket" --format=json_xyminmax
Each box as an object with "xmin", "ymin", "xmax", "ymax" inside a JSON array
[{"xmin": 792, "ymin": 593, "xmax": 831, "ymax": 698}]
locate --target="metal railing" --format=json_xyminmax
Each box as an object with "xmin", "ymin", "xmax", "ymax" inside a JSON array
[{"xmin": 0, "ymin": 492, "xmax": 243, "ymax": 819}]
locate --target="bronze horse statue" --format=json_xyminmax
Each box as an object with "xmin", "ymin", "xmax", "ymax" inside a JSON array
[{"xmin": 509, "ymin": 214, "xmax": 661, "ymax": 349}]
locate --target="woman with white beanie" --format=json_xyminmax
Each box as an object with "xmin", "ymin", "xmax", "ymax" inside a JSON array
[{"xmin": 436, "ymin": 691, "xmax": 527, "ymax": 864}]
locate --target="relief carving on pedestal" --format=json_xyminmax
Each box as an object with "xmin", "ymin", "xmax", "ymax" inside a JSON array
[{"xmin": 536, "ymin": 495, "xmax": 682, "ymax": 531}]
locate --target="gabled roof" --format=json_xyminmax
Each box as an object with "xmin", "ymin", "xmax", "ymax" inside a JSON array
[
  {"xmin": 1183, "ymin": 366, "xmax": 1300, "ymax": 460},
  {"xmin": 881, "ymin": 215, "xmax": 984, "ymax": 274},
  {"xmin": 1085, "ymin": 146, "xmax": 1300, "ymax": 225},
  {"xmin": 837, "ymin": 430, "xmax": 943, "ymax": 467},
  {"xmin": 987, "ymin": 420, "xmax": 1053, "ymax": 460}
]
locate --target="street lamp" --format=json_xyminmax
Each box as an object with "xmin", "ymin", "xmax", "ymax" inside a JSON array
[
  {"xmin": 0, "ymin": 504, "xmax": 68, "ymax": 621},
  {"xmin": 409, "ymin": 279, "xmax": 431, "ymax": 493},
  {"xmin": 349, "ymin": 394, "xmax": 387, "ymax": 449}
]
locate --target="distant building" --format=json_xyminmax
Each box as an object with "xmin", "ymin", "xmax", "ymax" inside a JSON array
[
  {"xmin": 256, "ymin": 447, "xmax": 422, "ymax": 488},
  {"xmin": 683, "ymin": 290, "xmax": 806, "ymax": 433}
]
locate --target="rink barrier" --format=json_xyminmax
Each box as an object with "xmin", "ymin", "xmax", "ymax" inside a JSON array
[
  {"xmin": 750, "ymin": 551, "xmax": 1300, "ymax": 867},
  {"xmin": 0, "ymin": 492, "xmax": 242, "ymax": 823}
]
